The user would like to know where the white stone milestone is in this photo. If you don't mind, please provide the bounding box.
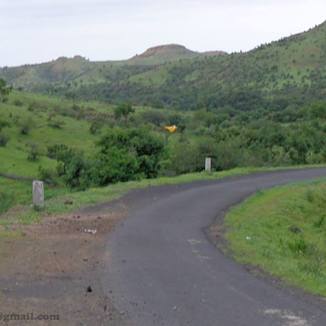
[205,157,212,172]
[33,180,44,208]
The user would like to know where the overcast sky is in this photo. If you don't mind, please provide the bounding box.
[1,0,325,67]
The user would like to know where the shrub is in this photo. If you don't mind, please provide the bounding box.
[140,110,167,126]
[0,119,10,131]
[91,148,139,185]
[20,119,33,135]
[114,103,135,123]
[48,119,64,129]
[47,144,72,160]
[97,127,165,180]
[305,189,315,203]
[51,145,91,189]
[13,99,24,107]
[60,153,91,189]
[0,79,11,103]
[166,140,205,175]
[27,143,40,161]
[89,121,103,135]
[313,215,325,229]
[0,133,9,147]
[38,166,58,185]
[214,140,242,171]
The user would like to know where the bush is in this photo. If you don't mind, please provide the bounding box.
[28,102,44,112]
[0,79,11,103]
[60,153,91,189]
[47,144,72,160]
[0,119,10,131]
[13,99,24,107]
[48,119,64,129]
[97,127,165,180]
[140,110,167,126]
[51,145,91,189]
[166,140,205,175]
[20,119,33,135]
[89,121,103,135]
[114,103,135,123]
[54,128,165,188]
[38,166,58,185]
[0,133,9,147]
[91,148,139,185]
[27,144,40,161]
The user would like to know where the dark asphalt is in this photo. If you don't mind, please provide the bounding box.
[102,168,326,326]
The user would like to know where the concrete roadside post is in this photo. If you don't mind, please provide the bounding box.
[205,157,212,172]
[33,180,44,209]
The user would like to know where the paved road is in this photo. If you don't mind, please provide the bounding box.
[102,168,326,326]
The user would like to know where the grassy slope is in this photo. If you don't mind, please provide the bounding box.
[1,22,326,108]
[0,91,111,177]
[226,179,326,296]
[0,45,203,89]
[113,21,326,90]
[0,91,183,177]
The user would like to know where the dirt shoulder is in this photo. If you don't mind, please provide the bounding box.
[0,179,214,326]
[0,180,211,326]
[0,207,127,325]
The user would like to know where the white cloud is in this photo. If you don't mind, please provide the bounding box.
[0,0,325,66]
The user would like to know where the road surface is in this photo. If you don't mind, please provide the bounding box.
[102,168,326,326]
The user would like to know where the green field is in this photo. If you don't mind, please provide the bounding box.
[226,180,326,296]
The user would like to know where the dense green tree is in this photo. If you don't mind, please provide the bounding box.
[97,127,165,180]
[114,103,135,123]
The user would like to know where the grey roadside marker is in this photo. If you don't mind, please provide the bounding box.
[33,180,44,208]
[205,157,212,172]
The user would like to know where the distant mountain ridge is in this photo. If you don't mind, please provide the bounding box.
[128,44,227,64]
[1,21,326,111]
[131,44,197,59]
[1,44,226,68]
[0,43,226,91]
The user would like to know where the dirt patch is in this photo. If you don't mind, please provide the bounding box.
[0,182,193,326]
[0,209,127,325]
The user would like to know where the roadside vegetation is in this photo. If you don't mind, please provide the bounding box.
[225,180,326,297]
[2,166,323,227]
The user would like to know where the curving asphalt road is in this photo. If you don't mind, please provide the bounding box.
[102,168,326,326]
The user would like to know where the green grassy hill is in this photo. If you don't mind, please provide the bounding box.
[1,22,326,110]
[0,44,226,93]
[0,91,109,178]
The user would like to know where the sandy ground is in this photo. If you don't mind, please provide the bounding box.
[0,208,127,326]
